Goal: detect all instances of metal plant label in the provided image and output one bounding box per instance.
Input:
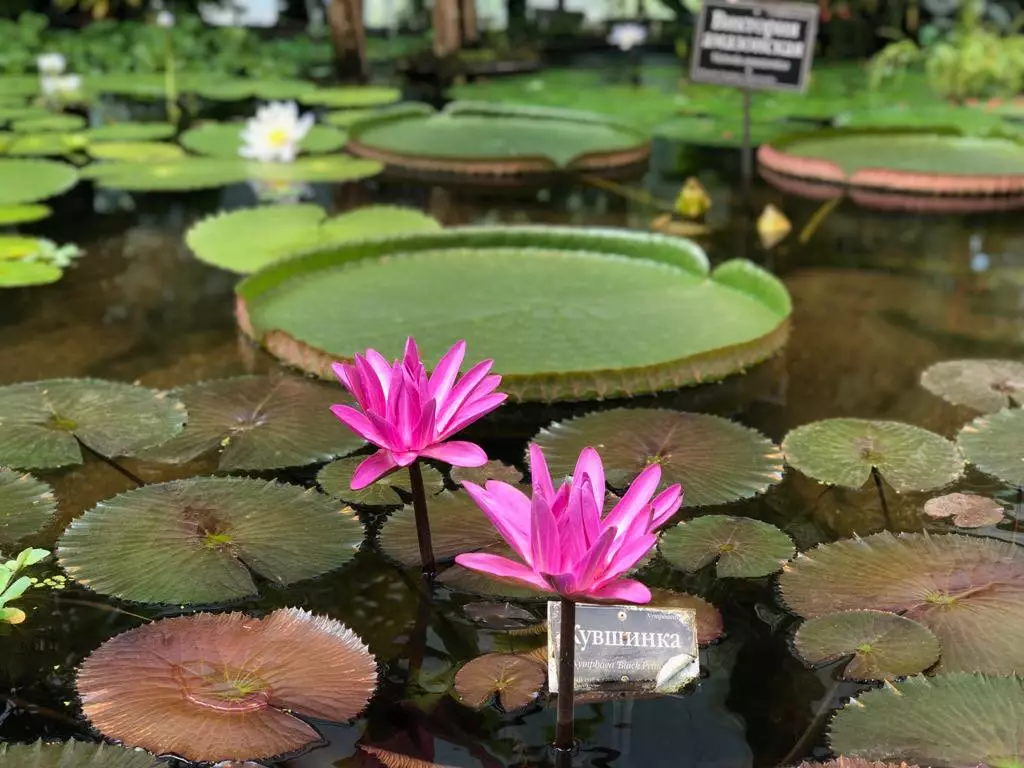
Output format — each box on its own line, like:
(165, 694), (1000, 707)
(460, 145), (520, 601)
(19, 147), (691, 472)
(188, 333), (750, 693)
(689, 0), (819, 92)
(547, 602), (699, 694)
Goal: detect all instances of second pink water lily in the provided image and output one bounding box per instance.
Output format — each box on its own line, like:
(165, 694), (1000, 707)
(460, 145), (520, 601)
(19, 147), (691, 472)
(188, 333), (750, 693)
(456, 444), (684, 603)
(331, 338), (506, 489)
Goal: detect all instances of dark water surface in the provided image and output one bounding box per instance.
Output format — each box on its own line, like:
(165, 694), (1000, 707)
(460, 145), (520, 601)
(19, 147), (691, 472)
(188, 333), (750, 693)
(2, 138), (1024, 768)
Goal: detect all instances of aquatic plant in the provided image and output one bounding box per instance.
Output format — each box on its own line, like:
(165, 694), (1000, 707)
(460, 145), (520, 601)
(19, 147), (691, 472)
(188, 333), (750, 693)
(0, 740), (161, 767)
(0, 547), (48, 624)
(957, 408), (1024, 486)
(659, 515), (795, 578)
(240, 102), (315, 164)
(319, 455), (445, 507)
(0, 158), (77, 206)
(757, 204), (792, 249)
(674, 177), (712, 218)
(923, 492), (1004, 528)
(921, 359), (1024, 412)
(608, 23), (648, 52)
(0, 470), (56, 546)
(379, 491), (505, 567)
(453, 653), (546, 711)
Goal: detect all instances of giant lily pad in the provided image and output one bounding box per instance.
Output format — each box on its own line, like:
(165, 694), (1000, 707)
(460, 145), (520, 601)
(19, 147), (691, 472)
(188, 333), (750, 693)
(57, 477), (363, 604)
(235, 227), (792, 403)
(0, 159), (77, 206)
(138, 376), (364, 471)
(179, 122), (347, 158)
(318, 456), (444, 507)
(793, 610), (941, 681)
(186, 204), (440, 273)
(453, 653), (545, 711)
(921, 359), (1024, 413)
(779, 531), (1024, 674)
(532, 408), (784, 506)
(781, 419), (964, 493)
(0, 378), (186, 470)
(0, 470), (56, 545)
(378, 492), (503, 566)
(301, 86), (402, 108)
(957, 409), (1024, 486)
(0, 741), (161, 767)
(828, 674), (1024, 767)
(77, 608), (377, 762)
(653, 115), (793, 148)
(659, 515), (795, 578)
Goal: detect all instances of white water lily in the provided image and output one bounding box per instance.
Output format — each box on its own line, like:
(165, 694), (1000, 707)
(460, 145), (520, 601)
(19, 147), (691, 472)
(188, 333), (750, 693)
(608, 23), (648, 51)
(156, 10), (175, 27)
(40, 74), (82, 97)
(239, 101), (315, 164)
(36, 53), (66, 76)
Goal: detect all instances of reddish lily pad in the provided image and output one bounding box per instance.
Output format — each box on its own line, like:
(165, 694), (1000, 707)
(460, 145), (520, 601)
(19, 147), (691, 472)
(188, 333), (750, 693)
(453, 653), (546, 711)
(378, 492), (504, 566)
(0, 741), (161, 767)
(0, 469), (56, 545)
(794, 760), (921, 768)
(957, 408), (1024, 487)
(921, 359), (1024, 413)
(923, 493), (1004, 528)
(659, 515), (795, 578)
(648, 587), (724, 645)
(317, 456), (444, 507)
(77, 608), (377, 763)
(779, 532), (1024, 674)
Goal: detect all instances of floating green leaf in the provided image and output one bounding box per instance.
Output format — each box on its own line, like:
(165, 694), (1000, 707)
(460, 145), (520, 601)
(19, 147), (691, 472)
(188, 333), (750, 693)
(653, 115), (792, 148)
(301, 86), (402, 108)
(179, 122), (347, 158)
(451, 460), (524, 487)
(958, 408), (1024, 486)
(85, 157), (248, 191)
(0, 159), (77, 206)
(5, 133), (83, 156)
(782, 419), (964, 492)
(236, 227), (791, 403)
(318, 205), (441, 243)
(323, 108), (381, 128)
(0, 378), (186, 470)
(0, 740), (161, 767)
(453, 653), (545, 711)
(0, 260), (62, 287)
(245, 155), (383, 184)
(921, 359), (1024, 413)
(378, 492), (504, 566)
(0, 106), (51, 123)
(779, 531), (1024, 674)
(793, 610), (940, 681)
(923, 492), (1004, 528)
(58, 477), (363, 605)
(659, 515), (795, 578)
(532, 408), (784, 506)
(138, 375), (365, 471)
(84, 122), (176, 142)
(0, 470), (56, 546)
(11, 113), (87, 133)
(318, 456), (443, 507)
(87, 141), (185, 162)
(0, 203), (50, 225)
(828, 674), (1024, 767)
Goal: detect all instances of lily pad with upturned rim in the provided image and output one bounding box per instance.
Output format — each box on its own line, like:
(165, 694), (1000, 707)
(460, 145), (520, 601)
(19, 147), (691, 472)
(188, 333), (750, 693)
(793, 610), (941, 681)
(84, 122), (176, 142)
(531, 408), (784, 507)
(781, 418), (964, 493)
(778, 531), (1024, 674)
(957, 408), (1024, 487)
(0, 741), (161, 767)
(76, 608), (377, 763)
(137, 375), (365, 471)
(658, 515), (795, 578)
(923, 492), (1004, 528)
(57, 477), (364, 605)
(453, 653), (545, 711)
(828, 674), (1024, 767)
(0, 204), (51, 225)
(921, 359), (1024, 413)
(378, 492), (504, 566)
(0, 159), (77, 206)
(179, 122), (347, 158)
(0, 378), (186, 470)
(317, 456), (444, 507)
(0, 469), (57, 545)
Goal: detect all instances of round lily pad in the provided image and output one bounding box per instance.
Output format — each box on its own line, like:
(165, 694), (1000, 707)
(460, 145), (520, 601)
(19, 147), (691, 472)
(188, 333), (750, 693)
(77, 608), (377, 762)
(85, 158), (249, 191)
(781, 419), (964, 493)
(654, 114), (792, 148)
(921, 359), (1024, 413)
(779, 531), (1024, 674)
(0, 378), (186, 470)
(0, 469), (56, 545)
(319, 205), (441, 243)
(793, 610), (940, 681)
(323, 108), (380, 128)
(439, 559), (547, 601)
(463, 601), (539, 629)
(84, 122), (177, 142)
(0, 741), (160, 767)
(532, 408), (784, 506)
(378, 491), (504, 566)
(138, 375), (364, 471)
(451, 460), (524, 487)
(302, 87), (402, 109)
(0, 204), (51, 225)
(57, 477), (364, 605)
(87, 141), (185, 162)
(453, 653), (545, 711)
(957, 408), (1024, 486)
(923, 492), (1004, 528)
(10, 113), (87, 133)
(180, 122), (347, 158)
(828, 674), (1024, 767)
(0, 260), (63, 287)
(648, 587), (724, 645)
(0, 159), (77, 206)
(659, 515), (795, 578)
(236, 227), (792, 403)
(5, 133), (83, 157)
(0, 106), (52, 123)
(244, 155), (383, 185)
(317, 456), (444, 507)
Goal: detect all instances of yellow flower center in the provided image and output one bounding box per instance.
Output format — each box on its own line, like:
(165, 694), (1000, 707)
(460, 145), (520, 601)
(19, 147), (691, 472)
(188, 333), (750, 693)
(267, 128), (290, 147)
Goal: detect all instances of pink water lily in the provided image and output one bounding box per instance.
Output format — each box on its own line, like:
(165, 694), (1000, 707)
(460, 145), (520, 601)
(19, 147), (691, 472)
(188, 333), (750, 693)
(456, 444), (684, 603)
(331, 338), (506, 490)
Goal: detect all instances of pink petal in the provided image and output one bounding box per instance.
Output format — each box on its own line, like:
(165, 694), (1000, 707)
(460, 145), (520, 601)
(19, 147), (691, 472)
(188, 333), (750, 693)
(402, 337), (422, 376)
(392, 451), (418, 467)
(572, 447), (606, 511)
(650, 484), (684, 530)
(365, 410), (402, 451)
(436, 359), (494, 432)
(604, 463), (662, 533)
(463, 481), (532, 561)
(530, 493), (561, 574)
(350, 450), (399, 490)
(395, 371), (421, 446)
(584, 578), (652, 604)
(454, 552), (553, 593)
(330, 404), (387, 447)
(427, 340), (466, 403)
(364, 349), (394, 398)
(353, 354), (387, 414)
(440, 392), (507, 438)
(528, 443), (556, 502)
(419, 440), (487, 467)
(331, 361), (353, 390)
(412, 400), (436, 451)
(570, 526), (617, 593)
(604, 532), (657, 580)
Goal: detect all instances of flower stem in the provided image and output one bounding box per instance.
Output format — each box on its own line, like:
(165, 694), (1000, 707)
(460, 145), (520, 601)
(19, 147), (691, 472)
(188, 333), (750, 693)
(870, 467), (892, 529)
(407, 461), (436, 578)
(555, 596), (577, 754)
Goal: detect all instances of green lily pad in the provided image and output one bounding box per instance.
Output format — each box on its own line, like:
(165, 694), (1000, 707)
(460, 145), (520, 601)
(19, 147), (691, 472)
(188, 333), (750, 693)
(4, 133), (83, 157)
(828, 674), (1024, 767)
(451, 460), (524, 487)
(453, 653), (546, 711)
(957, 408), (1024, 486)
(86, 157), (248, 191)
(250, 78), (320, 100)
(301, 86), (402, 109)
(0, 378), (186, 470)
(0, 106), (51, 124)
(85, 73), (167, 99)
(0, 741), (161, 767)
(0, 469), (57, 545)
(87, 141), (185, 162)
(781, 419), (964, 493)
(653, 115), (793, 148)
(921, 359), (1024, 413)
(84, 122), (176, 142)
(179, 122), (347, 158)
(0, 203), (51, 225)
(185, 204), (440, 274)
(793, 610), (941, 681)
(658, 515), (795, 578)
(779, 531), (1024, 674)
(10, 113), (87, 133)
(244, 155), (383, 184)
(57, 477), (364, 605)
(317, 455), (444, 507)
(0, 235), (44, 259)
(0, 159), (77, 205)
(439, 560), (547, 600)
(323, 108), (381, 128)
(138, 375), (365, 471)
(837, 104), (1018, 135)
(0, 260), (63, 287)
(235, 227), (791, 403)
(378, 491), (504, 566)
(531, 408), (784, 507)
(923, 492), (1005, 528)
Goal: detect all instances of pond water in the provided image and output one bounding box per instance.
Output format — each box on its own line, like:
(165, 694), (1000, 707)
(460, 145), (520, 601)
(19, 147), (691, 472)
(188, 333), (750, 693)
(2, 126), (1023, 768)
